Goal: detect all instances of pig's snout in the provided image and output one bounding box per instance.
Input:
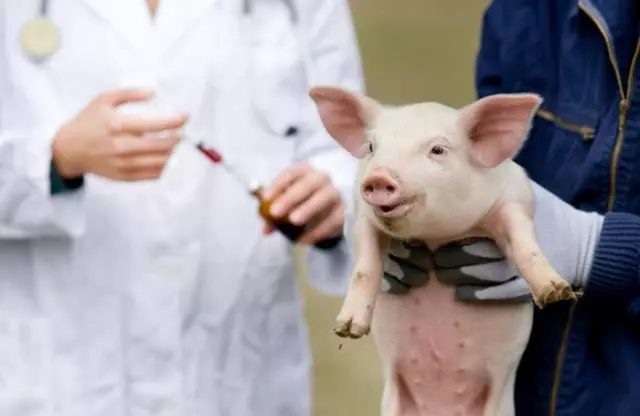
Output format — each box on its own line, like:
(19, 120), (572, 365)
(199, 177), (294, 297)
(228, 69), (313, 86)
(361, 173), (401, 207)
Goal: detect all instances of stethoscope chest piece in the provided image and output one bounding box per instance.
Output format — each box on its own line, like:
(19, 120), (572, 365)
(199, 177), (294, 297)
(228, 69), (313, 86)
(19, 17), (60, 62)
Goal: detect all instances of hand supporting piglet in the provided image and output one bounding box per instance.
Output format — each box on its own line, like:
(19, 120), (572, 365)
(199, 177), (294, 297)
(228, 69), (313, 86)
(382, 181), (604, 302)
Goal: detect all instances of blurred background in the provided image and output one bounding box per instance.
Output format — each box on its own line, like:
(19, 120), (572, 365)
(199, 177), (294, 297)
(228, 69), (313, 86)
(299, 0), (491, 414)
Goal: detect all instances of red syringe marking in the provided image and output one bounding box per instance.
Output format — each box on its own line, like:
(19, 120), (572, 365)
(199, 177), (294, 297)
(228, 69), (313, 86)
(195, 143), (223, 163)
(191, 141), (257, 194)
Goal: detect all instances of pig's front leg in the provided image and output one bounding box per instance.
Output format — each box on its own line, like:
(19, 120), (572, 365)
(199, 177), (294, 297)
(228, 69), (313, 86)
(334, 216), (390, 339)
(492, 203), (579, 308)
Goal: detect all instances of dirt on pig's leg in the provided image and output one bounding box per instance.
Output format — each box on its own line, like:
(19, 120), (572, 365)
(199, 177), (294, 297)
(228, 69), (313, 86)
(493, 203), (579, 308)
(334, 217), (390, 339)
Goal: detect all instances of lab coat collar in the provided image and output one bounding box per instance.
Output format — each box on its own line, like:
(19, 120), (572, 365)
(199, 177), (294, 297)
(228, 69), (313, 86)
(79, 0), (222, 54)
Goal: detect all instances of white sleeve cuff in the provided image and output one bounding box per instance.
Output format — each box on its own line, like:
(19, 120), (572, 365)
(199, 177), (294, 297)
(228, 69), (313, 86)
(303, 238), (353, 296)
(0, 126), (86, 239)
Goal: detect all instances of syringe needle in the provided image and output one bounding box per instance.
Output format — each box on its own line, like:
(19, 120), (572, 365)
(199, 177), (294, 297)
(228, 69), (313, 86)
(188, 140), (258, 194)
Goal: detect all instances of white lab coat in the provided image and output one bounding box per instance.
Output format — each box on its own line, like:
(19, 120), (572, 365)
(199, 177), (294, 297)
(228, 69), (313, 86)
(0, 0), (363, 415)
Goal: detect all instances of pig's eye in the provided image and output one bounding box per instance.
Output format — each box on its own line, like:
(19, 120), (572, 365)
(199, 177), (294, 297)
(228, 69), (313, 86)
(430, 145), (446, 155)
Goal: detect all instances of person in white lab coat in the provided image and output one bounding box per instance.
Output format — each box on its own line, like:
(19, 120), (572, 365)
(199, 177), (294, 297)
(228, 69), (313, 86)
(0, 0), (363, 415)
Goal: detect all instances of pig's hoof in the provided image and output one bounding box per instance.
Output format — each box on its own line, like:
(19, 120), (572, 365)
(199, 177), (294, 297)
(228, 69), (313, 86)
(534, 279), (579, 308)
(333, 320), (352, 338)
(333, 318), (370, 339)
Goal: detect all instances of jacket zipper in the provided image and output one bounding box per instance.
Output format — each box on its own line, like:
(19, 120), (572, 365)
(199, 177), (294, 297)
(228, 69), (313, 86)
(548, 3), (640, 416)
(609, 43), (640, 211)
(535, 109), (596, 141)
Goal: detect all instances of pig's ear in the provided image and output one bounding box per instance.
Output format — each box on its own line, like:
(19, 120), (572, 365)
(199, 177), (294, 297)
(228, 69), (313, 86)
(459, 93), (543, 168)
(309, 86), (382, 158)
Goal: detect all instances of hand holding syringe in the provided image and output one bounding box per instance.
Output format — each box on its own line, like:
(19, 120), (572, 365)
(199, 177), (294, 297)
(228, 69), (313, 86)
(123, 93), (342, 249)
(182, 137), (344, 250)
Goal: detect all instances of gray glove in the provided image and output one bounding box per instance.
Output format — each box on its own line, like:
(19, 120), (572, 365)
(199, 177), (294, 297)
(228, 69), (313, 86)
(383, 237), (531, 302)
(382, 181), (605, 302)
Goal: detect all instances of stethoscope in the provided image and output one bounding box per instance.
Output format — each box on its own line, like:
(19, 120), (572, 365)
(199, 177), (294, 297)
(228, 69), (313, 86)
(19, 0), (61, 62)
(20, 0), (314, 77)
(21, 0), (316, 143)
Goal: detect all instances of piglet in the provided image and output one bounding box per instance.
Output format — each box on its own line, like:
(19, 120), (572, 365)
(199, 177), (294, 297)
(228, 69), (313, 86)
(309, 86), (579, 416)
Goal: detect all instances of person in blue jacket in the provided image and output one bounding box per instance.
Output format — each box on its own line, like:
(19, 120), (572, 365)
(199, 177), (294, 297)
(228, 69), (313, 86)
(380, 0), (640, 415)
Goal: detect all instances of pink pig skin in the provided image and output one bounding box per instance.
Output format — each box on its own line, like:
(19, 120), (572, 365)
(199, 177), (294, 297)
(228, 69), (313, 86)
(309, 86), (579, 416)
(373, 277), (532, 416)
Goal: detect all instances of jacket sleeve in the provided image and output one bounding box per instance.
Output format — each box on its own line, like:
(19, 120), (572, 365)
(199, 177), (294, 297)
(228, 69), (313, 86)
(476, 2), (640, 316)
(0, 126), (87, 239)
(0, 2), (86, 240)
(293, 0), (364, 296)
(585, 213), (640, 312)
(475, 0), (507, 99)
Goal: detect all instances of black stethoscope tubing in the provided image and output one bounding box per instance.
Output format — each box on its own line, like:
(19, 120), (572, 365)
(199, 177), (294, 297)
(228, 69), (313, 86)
(39, 0), (49, 17)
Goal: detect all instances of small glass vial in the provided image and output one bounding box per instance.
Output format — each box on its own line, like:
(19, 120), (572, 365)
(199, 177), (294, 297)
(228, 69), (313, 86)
(251, 185), (343, 250)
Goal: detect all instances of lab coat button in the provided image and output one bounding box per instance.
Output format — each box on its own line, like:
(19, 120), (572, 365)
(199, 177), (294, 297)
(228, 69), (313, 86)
(284, 125), (299, 137)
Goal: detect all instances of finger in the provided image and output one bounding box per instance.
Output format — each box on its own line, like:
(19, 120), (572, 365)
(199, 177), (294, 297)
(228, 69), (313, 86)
(98, 89), (155, 107)
(269, 170), (329, 219)
(112, 166), (164, 182)
(390, 246), (433, 273)
(113, 134), (180, 157)
(455, 278), (532, 303)
(384, 256), (429, 287)
(297, 205), (343, 245)
(381, 274), (411, 295)
(460, 261), (518, 282)
(461, 239), (504, 259)
(112, 113), (189, 135)
(435, 257), (517, 286)
(289, 184), (340, 226)
(263, 222), (275, 235)
(119, 154), (171, 173)
(433, 238), (505, 268)
(261, 163), (311, 202)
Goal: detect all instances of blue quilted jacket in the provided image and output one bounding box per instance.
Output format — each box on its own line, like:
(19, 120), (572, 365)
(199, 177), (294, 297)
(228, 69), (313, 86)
(475, 0), (640, 414)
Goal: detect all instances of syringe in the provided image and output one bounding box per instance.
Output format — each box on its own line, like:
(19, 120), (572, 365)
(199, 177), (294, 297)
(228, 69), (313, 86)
(187, 139), (343, 250)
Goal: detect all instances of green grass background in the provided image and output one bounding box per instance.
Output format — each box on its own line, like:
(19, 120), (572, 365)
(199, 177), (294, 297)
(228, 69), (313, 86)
(300, 1), (491, 415)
